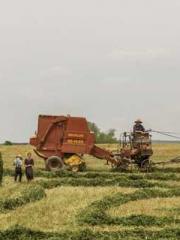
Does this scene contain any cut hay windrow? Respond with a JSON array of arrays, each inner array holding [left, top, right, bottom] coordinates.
[[4, 168, 179, 188], [32, 169, 180, 181], [27, 169, 180, 183], [37, 177, 167, 189], [3, 167, 180, 182], [78, 188, 180, 226], [153, 167, 180, 174], [0, 225, 179, 240], [0, 185, 45, 212]]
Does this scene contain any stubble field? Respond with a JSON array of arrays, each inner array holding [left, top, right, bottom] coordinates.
[[0, 143, 180, 240]]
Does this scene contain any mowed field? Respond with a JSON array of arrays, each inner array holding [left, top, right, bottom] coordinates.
[[0, 143, 180, 240]]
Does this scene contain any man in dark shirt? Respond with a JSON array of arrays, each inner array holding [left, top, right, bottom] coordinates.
[[133, 119, 145, 133], [25, 152, 34, 182]]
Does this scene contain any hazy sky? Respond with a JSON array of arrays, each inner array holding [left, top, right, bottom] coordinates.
[[0, 0, 180, 142]]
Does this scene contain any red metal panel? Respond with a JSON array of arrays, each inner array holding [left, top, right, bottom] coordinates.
[[30, 115, 95, 158], [30, 114, 117, 166], [37, 115, 60, 141], [66, 117, 89, 133], [61, 144, 87, 154]]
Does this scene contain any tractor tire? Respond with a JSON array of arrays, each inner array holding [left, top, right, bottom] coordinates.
[[46, 156, 64, 171]]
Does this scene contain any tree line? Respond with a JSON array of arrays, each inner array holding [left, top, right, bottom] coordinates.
[[88, 122, 118, 144]]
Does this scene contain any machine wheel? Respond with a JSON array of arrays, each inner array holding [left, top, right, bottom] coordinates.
[[46, 156, 64, 171], [140, 158, 151, 172], [116, 158, 130, 171], [71, 165, 80, 172]]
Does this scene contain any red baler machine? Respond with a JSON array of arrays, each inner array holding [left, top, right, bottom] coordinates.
[[30, 115, 116, 171]]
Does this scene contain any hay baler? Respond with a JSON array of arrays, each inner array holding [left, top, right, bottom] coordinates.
[[30, 115, 116, 171]]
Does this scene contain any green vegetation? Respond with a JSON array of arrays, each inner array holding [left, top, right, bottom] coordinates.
[[0, 226, 180, 240], [0, 152, 3, 185], [37, 177, 163, 188], [4, 141, 13, 146], [88, 122, 118, 143]]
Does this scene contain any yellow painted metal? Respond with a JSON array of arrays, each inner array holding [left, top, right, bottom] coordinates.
[[64, 155, 84, 167]]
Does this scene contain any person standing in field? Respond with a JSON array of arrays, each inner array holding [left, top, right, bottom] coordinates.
[[13, 154, 23, 182], [24, 152, 34, 182]]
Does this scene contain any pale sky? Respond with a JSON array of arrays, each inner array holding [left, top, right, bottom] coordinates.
[[0, 0, 180, 142]]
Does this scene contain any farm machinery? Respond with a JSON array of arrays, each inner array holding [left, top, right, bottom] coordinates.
[[30, 115, 153, 172], [30, 115, 116, 172], [114, 131, 153, 171]]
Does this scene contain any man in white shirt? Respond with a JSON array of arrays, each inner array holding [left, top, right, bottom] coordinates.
[[13, 154, 23, 182]]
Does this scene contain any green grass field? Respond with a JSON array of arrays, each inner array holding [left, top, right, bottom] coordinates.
[[0, 143, 180, 240]]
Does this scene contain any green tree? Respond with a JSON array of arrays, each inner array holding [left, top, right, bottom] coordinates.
[[4, 140, 13, 145], [88, 122, 100, 136], [88, 122, 118, 144], [107, 129, 118, 143]]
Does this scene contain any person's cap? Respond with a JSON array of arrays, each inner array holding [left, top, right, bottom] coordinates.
[[135, 119, 142, 123], [16, 154, 22, 158]]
